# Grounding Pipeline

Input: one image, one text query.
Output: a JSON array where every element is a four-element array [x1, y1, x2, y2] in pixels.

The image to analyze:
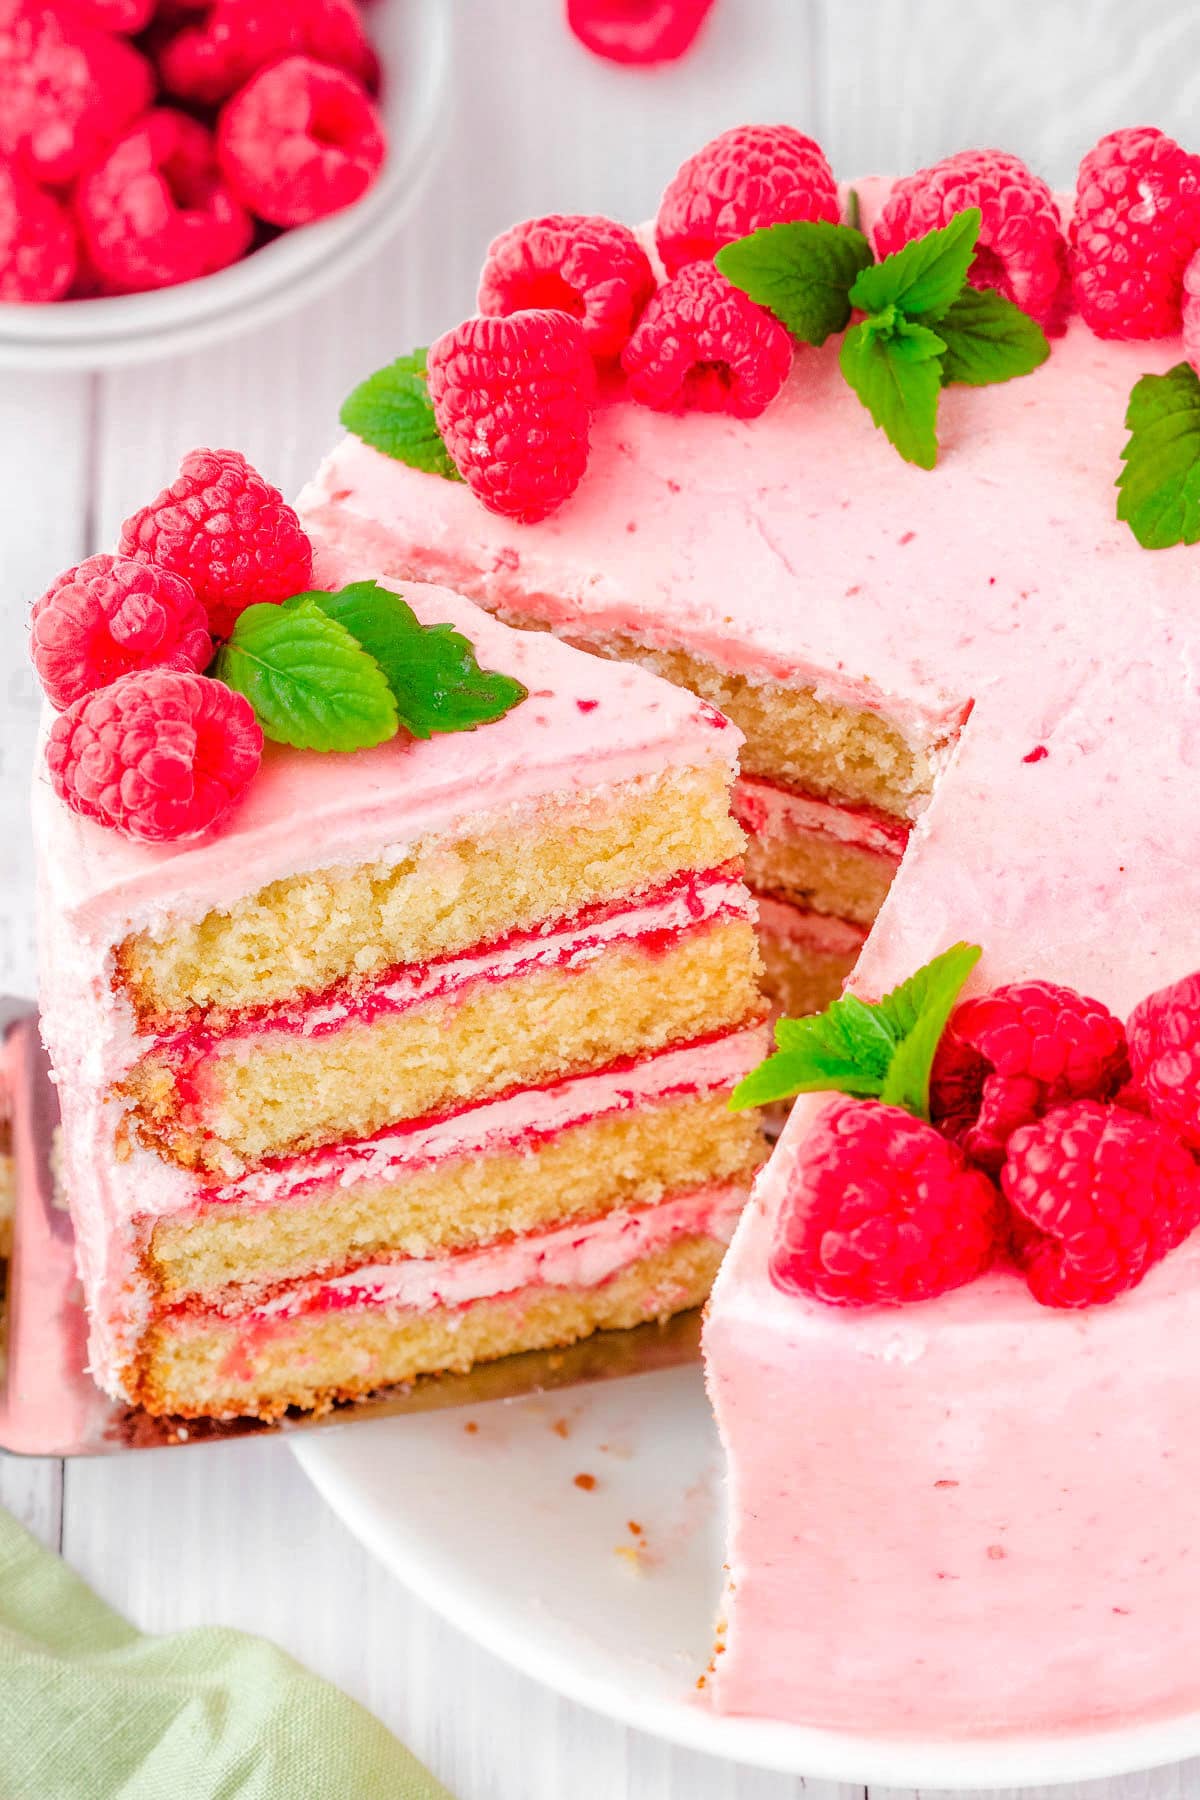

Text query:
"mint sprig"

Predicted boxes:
[[213, 583, 527, 752], [294, 581, 528, 740], [339, 349, 462, 482], [729, 943, 981, 1116], [214, 600, 399, 753], [717, 204, 1049, 467], [1116, 362, 1200, 549], [715, 222, 873, 347]]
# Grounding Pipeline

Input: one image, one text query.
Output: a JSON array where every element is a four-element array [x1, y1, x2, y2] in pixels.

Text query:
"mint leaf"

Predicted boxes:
[[938, 287, 1050, 386], [339, 349, 462, 482], [840, 312, 945, 469], [1116, 362, 1200, 549], [294, 581, 527, 740], [214, 600, 398, 752], [729, 942, 982, 1117], [876, 943, 982, 1118], [850, 207, 981, 320], [715, 221, 874, 347]]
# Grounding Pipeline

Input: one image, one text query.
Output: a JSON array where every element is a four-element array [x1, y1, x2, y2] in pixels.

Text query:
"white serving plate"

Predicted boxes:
[[294, 1361, 1200, 1789], [0, 0, 451, 370]]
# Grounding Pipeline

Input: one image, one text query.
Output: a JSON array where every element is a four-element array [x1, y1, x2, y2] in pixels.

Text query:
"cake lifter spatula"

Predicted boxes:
[[0, 999, 702, 1458]]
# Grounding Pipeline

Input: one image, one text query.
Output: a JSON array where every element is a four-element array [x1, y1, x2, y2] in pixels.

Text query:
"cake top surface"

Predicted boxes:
[[305, 226, 1200, 1011], [33, 569, 738, 942]]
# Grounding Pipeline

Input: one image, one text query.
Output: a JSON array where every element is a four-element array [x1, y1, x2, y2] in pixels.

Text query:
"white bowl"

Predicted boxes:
[[0, 0, 451, 371]]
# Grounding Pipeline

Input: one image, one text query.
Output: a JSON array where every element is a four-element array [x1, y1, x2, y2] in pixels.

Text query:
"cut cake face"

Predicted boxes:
[[34, 561, 767, 1418]]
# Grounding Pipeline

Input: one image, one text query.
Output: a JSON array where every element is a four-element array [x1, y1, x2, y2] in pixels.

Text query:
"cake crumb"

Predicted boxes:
[[627, 1519, 643, 1536], [574, 1472, 597, 1491], [464, 1420, 478, 1434], [551, 1417, 570, 1439]]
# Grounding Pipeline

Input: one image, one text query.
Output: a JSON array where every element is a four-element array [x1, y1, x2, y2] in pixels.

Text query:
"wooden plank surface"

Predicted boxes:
[[5, 3, 1200, 1792]]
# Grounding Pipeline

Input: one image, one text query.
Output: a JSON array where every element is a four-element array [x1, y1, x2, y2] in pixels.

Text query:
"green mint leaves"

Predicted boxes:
[[1116, 362, 1200, 549], [301, 582, 528, 741], [339, 349, 462, 482], [715, 222, 874, 348], [213, 582, 527, 753], [718, 205, 1049, 467], [729, 942, 981, 1117], [214, 600, 398, 753]]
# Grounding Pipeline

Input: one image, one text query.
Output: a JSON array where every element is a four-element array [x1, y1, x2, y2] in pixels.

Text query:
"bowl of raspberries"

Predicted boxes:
[[0, 0, 450, 367]]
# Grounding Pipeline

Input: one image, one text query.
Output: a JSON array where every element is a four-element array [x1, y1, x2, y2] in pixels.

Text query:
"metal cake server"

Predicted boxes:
[[0, 998, 702, 1458]]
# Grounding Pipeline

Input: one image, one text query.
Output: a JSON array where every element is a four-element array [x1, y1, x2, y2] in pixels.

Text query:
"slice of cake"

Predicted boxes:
[[32, 463, 767, 1420], [296, 123, 1200, 1736]]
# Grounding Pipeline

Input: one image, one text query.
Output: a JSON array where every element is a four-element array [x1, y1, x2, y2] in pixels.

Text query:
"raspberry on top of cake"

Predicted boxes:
[[32, 447, 768, 1420], [297, 119, 1200, 1737]]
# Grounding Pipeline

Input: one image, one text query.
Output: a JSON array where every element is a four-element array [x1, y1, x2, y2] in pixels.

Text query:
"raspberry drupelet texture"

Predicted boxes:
[[1127, 970, 1200, 1150], [1070, 126, 1200, 338], [427, 310, 596, 523], [655, 124, 840, 277], [873, 148, 1070, 333], [0, 0, 154, 186], [930, 979, 1129, 1173], [216, 55, 386, 230], [159, 0, 378, 109], [0, 158, 76, 302], [566, 0, 716, 65], [769, 1097, 1004, 1307], [118, 447, 314, 640], [621, 261, 793, 418], [1183, 248, 1200, 376], [75, 110, 253, 296], [67, 0, 156, 32], [1003, 1100, 1200, 1307], [31, 555, 212, 711], [477, 214, 656, 361], [46, 669, 262, 843]]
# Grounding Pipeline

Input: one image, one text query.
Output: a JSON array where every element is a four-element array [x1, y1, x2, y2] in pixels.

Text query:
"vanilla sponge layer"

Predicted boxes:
[[125, 918, 763, 1174], [743, 829, 897, 927], [136, 1235, 725, 1419], [116, 763, 742, 1030], [150, 1091, 766, 1304], [756, 898, 865, 1019], [497, 612, 932, 819]]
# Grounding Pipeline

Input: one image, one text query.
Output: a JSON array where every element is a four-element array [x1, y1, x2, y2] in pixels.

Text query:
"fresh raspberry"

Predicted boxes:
[[75, 110, 253, 296], [118, 448, 314, 640], [930, 980, 1129, 1174], [621, 261, 793, 417], [1070, 127, 1200, 339], [427, 310, 596, 524], [0, 158, 76, 302], [769, 1097, 1004, 1307], [1003, 1100, 1200, 1307], [216, 56, 385, 230], [46, 669, 262, 843], [1183, 248, 1200, 377], [566, 0, 716, 65], [873, 148, 1070, 334], [68, 0, 156, 32], [1127, 969, 1200, 1150], [31, 555, 212, 711], [0, 0, 153, 186], [158, 0, 377, 108], [655, 124, 840, 277], [477, 215, 656, 361]]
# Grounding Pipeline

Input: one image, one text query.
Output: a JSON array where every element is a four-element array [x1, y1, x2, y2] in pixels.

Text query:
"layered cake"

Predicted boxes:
[[296, 125, 1200, 1733], [31, 461, 767, 1419]]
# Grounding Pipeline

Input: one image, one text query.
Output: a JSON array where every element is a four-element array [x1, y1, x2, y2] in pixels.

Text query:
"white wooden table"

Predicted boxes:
[[6, 4, 1200, 1793]]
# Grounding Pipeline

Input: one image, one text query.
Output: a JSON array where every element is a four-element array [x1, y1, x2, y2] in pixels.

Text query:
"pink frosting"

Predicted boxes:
[[752, 895, 865, 958], [732, 777, 908, 860], [705, 1095, 1200, 1734]]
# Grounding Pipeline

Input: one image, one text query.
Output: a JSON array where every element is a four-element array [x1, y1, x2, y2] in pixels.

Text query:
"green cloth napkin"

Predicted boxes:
[[0, 1508, 452, 1800]]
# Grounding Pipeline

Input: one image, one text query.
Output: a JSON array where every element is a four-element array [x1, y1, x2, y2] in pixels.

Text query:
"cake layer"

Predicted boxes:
[[754, 896, 864, 1018], [124, 913, 763, 1173], [704, 1094, 1200, 1735], [138, 1221, 733, 1418], [117, 762, 740, 1031], [150, 1087, 767, 1304], [734, 777, 904, 925]]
